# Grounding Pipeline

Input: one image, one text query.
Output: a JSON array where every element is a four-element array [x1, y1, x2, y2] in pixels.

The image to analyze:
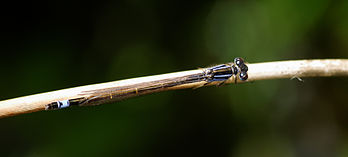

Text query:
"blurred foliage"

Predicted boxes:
[[0, 0, 348, 157]]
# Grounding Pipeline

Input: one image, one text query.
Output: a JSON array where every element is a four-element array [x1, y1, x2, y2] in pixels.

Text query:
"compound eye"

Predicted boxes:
[[234, 57, 244, 67], [239, 71, 248, 81], [240, 64, 248, 72]]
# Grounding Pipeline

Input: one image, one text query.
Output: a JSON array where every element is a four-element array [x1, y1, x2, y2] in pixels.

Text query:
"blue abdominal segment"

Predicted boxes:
[[59, 100, 70, 108]]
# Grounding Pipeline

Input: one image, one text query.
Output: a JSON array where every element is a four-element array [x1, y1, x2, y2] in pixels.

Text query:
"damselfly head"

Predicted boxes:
[[233, 57, 248, 81]]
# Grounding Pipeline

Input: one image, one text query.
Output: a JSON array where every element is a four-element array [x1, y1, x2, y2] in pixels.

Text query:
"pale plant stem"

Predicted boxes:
[[0, 59, 347, 118]]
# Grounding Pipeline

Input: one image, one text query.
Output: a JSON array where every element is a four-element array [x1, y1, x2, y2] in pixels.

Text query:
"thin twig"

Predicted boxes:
[[0, 59, 347, 118]]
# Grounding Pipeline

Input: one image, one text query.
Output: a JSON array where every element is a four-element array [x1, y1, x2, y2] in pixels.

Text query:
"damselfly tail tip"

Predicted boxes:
[[45, 102, 58, 110]]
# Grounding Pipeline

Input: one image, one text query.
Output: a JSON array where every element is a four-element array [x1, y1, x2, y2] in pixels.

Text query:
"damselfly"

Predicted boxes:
[[45, 57, 249, 110]]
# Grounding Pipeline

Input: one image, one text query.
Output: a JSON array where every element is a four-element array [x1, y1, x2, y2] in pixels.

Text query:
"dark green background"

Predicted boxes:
[[1, 0, 348, 156]]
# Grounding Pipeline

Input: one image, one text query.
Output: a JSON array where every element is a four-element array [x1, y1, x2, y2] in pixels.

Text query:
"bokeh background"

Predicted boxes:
[[1, 0, 348, 156]]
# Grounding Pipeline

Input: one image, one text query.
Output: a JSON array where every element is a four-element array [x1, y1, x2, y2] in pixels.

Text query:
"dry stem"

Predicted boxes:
[[0, 59, 347, 118]]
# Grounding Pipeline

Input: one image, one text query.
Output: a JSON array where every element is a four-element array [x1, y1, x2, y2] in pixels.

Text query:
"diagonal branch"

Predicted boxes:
[[0, 59, 347, 118]]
